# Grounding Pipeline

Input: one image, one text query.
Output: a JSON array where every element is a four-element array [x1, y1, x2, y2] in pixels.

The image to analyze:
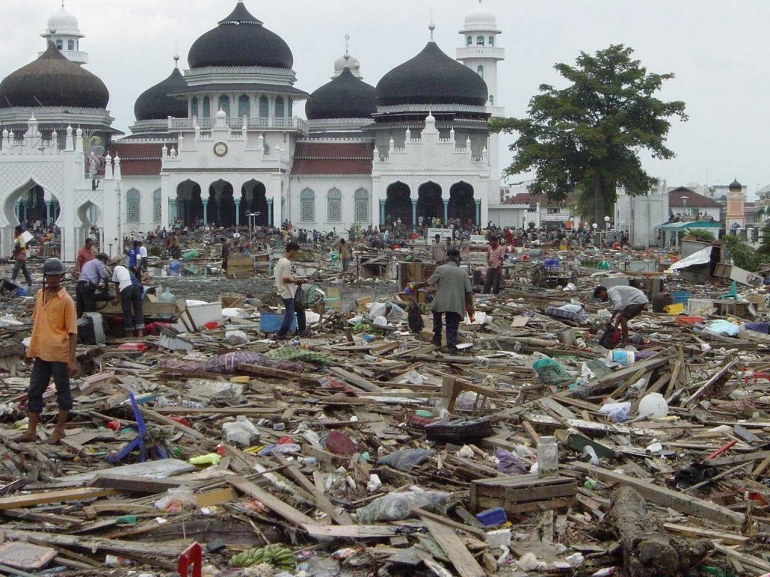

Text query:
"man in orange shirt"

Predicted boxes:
[[75, 237, 95, 274], [19, 258, 78, 444]]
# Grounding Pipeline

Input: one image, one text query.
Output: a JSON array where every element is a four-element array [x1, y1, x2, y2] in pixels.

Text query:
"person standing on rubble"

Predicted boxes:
[[484, 235, 506, 294], [431, 234, 447, 265], [112, 263, 145, 338], [11, 225, 32, 287], [75, 236, 95, 275], [338, 238, 353, 272], [415, 248, 473, 354], [593, 285, 649, 347], [220, 237, 230, 274], [19, 258, 78, 444], [275, 242, 308, 340]]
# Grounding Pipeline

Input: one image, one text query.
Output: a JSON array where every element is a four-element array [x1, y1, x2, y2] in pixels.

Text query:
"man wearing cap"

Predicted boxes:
[[416, 248, 473, 354], [76, 253, 110, 317], [593, 285, 649, 347], [75, 237, 95, 274]]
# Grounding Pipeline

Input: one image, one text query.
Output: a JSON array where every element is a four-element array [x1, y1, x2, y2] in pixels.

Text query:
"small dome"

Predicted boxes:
[[729, 179, 742, 190], [0, 42, 109, 109], [47, 7, 80, 35], [188, 1, 293, 70], [134, 65, 188, 121], [216, 108, 227, 119], [463, 2, 498, 31], [334, 54, 361, 77], [306, 67, 376, 120], [376, 41, 488, 108]]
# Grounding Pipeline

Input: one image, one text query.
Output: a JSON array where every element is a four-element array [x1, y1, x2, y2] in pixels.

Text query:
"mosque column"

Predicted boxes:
[[45, 201, 52, 226], [267, 198, 274, 227], [411, 199, 417, 229], [443, 199, 449, 223], [15, 201, 21, 224], [475, 199, 481, 226], [379, 199, 385, 226], [202, 199, 208, 225], [169, 199, 177, 224], [235, 198, 241, 225]]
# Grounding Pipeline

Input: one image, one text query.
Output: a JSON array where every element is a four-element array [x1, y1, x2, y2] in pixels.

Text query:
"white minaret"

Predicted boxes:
[[40, 1, 88, 64], [457, 0, 505, 204]]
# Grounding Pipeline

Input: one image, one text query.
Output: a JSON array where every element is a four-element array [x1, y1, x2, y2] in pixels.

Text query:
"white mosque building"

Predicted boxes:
[[0, 1, 506, 261]]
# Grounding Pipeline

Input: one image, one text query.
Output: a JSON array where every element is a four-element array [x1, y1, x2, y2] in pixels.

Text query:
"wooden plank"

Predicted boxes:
[[706, 450, 770, 467], [570, 463, 745, 527], [684, 359, 738, 406], [90, 473, 195, 494], [411, 508, 487, 541], [3, 529, 185, 558], [476, 496, 575, 514], [663, 523, 748, 545], [140, 407, 207, 440], [328, 366, 384, 392], [419, 516, 486, 577], [563, 355, 670, 398], [712, 541, 770, 572], [302, 524, 403, 539], [0, 487, 118, 510], [228, 476, 317, 528]]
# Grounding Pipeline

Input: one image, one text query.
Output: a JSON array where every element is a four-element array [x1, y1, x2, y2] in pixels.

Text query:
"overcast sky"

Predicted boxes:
[[3, 0, 769, 196]]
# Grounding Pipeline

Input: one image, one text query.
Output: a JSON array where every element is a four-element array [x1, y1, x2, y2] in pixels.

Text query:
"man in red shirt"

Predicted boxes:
[[75, 237, 95, 274], [484, 236, 506, 295]]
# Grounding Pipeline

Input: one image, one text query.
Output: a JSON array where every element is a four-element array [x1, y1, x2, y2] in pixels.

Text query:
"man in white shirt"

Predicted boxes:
[[594, 285, 649, 347], [112, 264, 144, 337], [138, 242, 148, 272], [274, 242, 307, 340]]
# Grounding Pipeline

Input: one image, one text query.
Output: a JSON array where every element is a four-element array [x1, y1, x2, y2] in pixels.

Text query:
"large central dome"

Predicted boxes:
[[376, 41, 488, 108], [187, 1, 293, 70], [0, 42, 109, 109], [134, 64, 188, 121]]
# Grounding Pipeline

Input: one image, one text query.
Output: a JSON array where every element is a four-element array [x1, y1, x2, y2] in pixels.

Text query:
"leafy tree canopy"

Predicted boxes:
[[491, 44, 688, 223]]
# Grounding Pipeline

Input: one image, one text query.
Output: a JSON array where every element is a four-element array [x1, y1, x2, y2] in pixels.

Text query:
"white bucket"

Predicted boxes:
[[607, 349, 635, 366]]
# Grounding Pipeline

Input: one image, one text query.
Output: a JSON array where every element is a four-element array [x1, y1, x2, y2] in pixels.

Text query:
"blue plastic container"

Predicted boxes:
[[671, 290, 691, 305], [475, 507, 508, 527], [544, 258, 560, 271], [259, 313, 297, 333]]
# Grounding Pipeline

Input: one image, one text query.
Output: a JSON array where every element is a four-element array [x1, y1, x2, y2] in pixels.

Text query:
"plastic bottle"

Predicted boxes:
[[537, 436, 559, 477]]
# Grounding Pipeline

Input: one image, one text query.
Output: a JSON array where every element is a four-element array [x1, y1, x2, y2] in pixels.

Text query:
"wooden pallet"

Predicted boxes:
[[470, 473, 577, 515]]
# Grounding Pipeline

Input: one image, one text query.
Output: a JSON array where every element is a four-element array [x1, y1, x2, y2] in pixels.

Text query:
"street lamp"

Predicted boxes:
[[681, 196, 688, 217], [604, 215, 610, 230]]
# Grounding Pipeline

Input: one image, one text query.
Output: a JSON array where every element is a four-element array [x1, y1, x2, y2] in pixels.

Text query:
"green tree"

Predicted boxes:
[[491, 44, 687, 223], [723, 234, 760, 271]]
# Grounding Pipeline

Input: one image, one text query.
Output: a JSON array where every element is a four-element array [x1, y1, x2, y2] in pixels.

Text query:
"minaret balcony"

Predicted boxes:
[[456, 47, 505, 60]]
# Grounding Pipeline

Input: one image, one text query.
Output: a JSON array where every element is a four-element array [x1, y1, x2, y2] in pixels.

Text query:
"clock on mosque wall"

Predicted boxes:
[[213, 142, 228, 157]]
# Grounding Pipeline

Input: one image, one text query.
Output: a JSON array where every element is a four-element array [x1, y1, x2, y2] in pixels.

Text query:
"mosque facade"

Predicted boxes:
[[0, 1, 505, 260]]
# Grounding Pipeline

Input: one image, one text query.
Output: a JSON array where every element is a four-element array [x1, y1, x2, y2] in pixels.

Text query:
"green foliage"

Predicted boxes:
[[686, 229, 715, 243], [723, 234, 761, 271], [757, 224, 770, 255], [491, 44, 688, 223]]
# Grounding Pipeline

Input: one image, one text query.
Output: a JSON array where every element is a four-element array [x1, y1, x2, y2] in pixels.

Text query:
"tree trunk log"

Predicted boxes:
[[608, 486, 713, 577]]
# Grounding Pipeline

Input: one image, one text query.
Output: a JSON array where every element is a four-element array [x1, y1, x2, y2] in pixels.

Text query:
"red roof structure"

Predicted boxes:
[[292, 142, 373, 175], [110, 142, 166, 176]]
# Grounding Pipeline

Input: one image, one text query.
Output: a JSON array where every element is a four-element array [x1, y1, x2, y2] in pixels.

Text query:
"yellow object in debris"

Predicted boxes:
[[664, 303, 685, 315], [189, 453, 222, 466], [231, 376, 250, 383]]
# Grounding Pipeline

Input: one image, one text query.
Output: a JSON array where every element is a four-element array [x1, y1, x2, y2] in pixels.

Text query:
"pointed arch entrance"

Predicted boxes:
[[176, 180, 202, 226], [241, 180, 268, 226], [417, 182, 443, 225], [385, 182, 412, 228], [208, 179, 235, 227], [449, 181, 476, 224]]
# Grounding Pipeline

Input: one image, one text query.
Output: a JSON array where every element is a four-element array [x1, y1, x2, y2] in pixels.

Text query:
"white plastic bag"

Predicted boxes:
[[222, 415, 260, 446], [154, 486, 196, 512], [224, 330, 249, 345]]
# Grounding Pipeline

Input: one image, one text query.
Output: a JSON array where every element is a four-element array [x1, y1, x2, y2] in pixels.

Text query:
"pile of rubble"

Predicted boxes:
[[1, 242, 769, 577]]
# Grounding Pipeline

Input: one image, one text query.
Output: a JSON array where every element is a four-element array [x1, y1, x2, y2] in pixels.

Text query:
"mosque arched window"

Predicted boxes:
[[126, 189, 141, 223], [288, 99, 293, 117], [476, 35, 484, 46], [218, 95, 230, 116], [275, 96, 285, 118], [238, 95, 250, 118], [489, 36, 495, 47], [191, 97, 199, 118], [327, 188, 342, 222], [355, 188, 370, 223], [300, 189, 315, 222], [67, 40, 74, 50], [259, 96, 269, 118], [55, 39, 63, 50], [489, 95, 494, 106], [203, 96, 211, 118], [153, 189, 162, 223], [477, 65, 484, 79], [466, 36, 472, 47]]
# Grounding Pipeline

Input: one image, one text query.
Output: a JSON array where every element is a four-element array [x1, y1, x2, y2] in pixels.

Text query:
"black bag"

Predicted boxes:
[[294, 285, 306, 312], [598, 322, 622, 350], [407, 301, 424, 333]]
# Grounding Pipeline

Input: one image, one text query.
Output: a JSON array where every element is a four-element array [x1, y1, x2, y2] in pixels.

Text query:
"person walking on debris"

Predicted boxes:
[[19, 258, 78, 444], [431, 233, 447, 265], [75, 236, 95, 274], [275, 241, 308, 340], [593, 285, 649, 347], [220, 237, 230, 274], [11, 225, 32, 287], [416, 248, 473, 354], [484, 235, 506, 294], [76, 253, 110, 317], [338, 238, 353, 272]]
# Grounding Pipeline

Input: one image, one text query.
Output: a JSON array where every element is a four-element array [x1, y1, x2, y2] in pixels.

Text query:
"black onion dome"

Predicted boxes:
[[376, 41, 488, 107], [188, 1, 293, 69], [0, 43, 109, 109], [134, 67, 188, 121], [729, 179, 742, 190], [306, 68, 376, 120]]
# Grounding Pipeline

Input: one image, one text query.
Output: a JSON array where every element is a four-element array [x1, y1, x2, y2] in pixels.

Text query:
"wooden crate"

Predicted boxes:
[[227, 255, 255, 279], [470, 474, 577, 515]]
